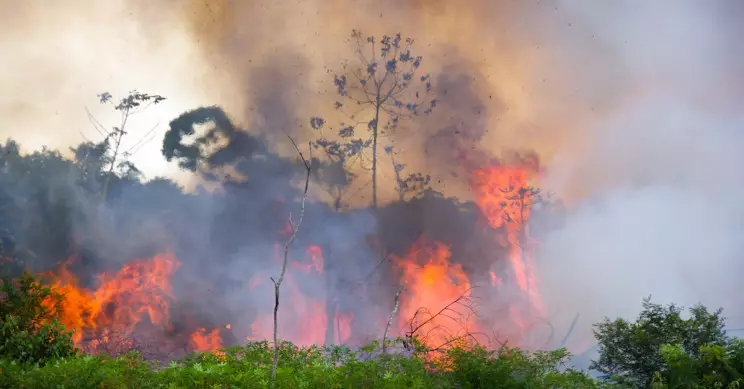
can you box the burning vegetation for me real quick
[4,1,744,387]
[24,149,552,360]
[0,29,571,362]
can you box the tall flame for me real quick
[470,164,544,327]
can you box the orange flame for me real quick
[470,164,544,327]
[45,252,181,346]
[394,236,478,349]
[190,328,223,352]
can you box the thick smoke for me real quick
[3,0,744,358]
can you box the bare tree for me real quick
[88,90,165,201]
[312,29,437,208]
[270,137,312,388]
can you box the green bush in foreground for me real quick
[592,297,744,388]
[4,272,744,388]
[0,341,608,389]
[0,272,76,365]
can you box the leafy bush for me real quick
[588,297,744,388]
[0,341,603,389]
[2,271,743,388]
[440,345,608,388]
[0,272,77,364]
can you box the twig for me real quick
[269,137,312,388]
[382,280,407,353]
[407,288,474,337]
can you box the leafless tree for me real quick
[269,136,312,388]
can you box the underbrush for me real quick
[0,340,608,389]
[0,271,607,388]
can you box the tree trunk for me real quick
[101,129,124,202]
[371,101,381,209]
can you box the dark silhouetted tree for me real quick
[384,145,431,201]
[312,30,437,208]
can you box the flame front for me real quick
[40,164,548,354]
[45,252,181,346]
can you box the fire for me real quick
[45,252,181,346]
[247,244,353,346]
[35,163,548,355]
[190,328,223,352]
[394,236,478,349]
[470,164,545,328]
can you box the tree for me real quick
[312,29,437,208]
[310,130,365,211]
[653,340,744,388]
[385,145,431,201]
[591,297,729,387]
[91,90,165,201]
[0,272,76,364]
[270,138,312,388]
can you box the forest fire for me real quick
[36,161,546,356]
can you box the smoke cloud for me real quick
[3,0,744,357]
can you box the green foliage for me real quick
[0,315,76,366]
[592,297,731,388]
[0,272,59,327]
[439,345,609,389]
[4,271,744,388]
[0,272,77,365]
[648,340,744,389]
[0,340,603,389]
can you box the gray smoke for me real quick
[536,1,744,352]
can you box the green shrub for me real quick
[7,272,740,388]
[0,340,605,389]
[0,271,77,364]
